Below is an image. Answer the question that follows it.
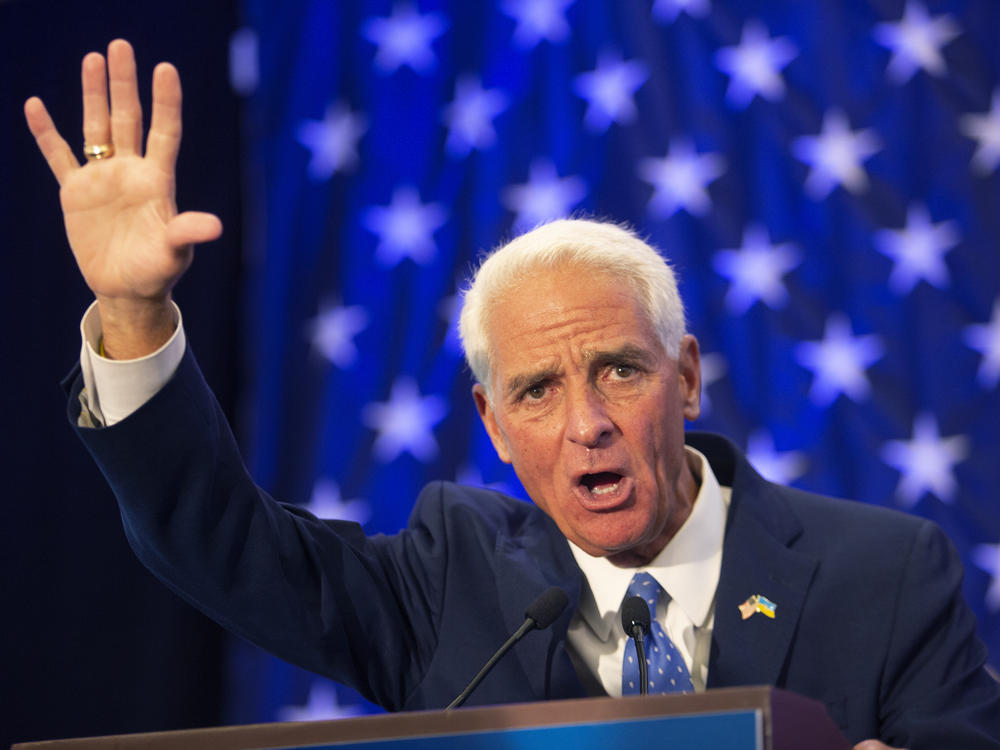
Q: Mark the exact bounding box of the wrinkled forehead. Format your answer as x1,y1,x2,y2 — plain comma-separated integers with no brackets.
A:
485,266,660,369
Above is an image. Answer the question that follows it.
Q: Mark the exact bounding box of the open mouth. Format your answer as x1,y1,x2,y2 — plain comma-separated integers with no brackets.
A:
580,471,625,496
574,470,633,511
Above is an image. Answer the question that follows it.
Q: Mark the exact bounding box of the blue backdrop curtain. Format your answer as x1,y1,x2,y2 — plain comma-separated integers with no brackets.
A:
229,0,1000,722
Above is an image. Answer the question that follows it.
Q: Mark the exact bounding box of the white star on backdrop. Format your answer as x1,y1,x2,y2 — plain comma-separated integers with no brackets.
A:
792,109,881,200
746,430,808,486
304,479,371,526
437,294,463,354
362,2,448,74
881,413,970,507
362,377,448,463
362,186,448,268
713,224,801,314
873,204,960,295
697,352,727,416
637,138,726,219
960,89,1000,176
296,103,367,181
872,0,960,85
572,51,649,131
652,0,710,23
443,75,509,158
714,19,797,109
276,681,363,722
502,159,587,231
501,0,574,50
308,304,369,368
795,313,884,406
971,543,1000,612
963,298,1000,389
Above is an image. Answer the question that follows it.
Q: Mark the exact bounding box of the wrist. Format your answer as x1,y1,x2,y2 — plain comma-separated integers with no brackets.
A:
95,295,177,359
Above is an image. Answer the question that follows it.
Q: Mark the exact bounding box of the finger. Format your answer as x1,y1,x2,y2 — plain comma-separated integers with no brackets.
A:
146,63,182,172
166,212,224,248
107,39,143,155
81,51,111,149
24,97,80,185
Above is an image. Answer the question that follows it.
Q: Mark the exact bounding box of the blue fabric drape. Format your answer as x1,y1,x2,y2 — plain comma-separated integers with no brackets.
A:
234,0,1000,721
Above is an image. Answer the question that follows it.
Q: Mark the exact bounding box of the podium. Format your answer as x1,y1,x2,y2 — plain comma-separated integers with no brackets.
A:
13,687,850,750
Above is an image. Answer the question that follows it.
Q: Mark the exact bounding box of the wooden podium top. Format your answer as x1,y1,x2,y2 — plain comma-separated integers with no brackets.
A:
13,686,850,750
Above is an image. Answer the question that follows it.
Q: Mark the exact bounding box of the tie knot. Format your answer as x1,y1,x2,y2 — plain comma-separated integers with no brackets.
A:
625,572,662,618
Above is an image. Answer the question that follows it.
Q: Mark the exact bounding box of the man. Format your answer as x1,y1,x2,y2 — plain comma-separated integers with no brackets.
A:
25,40,1000,749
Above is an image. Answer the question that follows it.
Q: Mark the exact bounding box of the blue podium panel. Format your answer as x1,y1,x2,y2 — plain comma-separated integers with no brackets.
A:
280,709,762,750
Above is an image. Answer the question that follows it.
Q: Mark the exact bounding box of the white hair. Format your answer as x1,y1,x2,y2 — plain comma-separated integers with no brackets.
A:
459,218,686,399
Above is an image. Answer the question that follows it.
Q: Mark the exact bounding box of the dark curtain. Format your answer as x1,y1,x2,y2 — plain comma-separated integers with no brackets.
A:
1,1,242,746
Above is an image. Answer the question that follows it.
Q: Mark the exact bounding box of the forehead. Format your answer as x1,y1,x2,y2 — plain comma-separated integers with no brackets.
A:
486,266,661,374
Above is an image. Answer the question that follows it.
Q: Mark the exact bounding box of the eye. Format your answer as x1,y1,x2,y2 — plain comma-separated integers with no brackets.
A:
524,383,547,400
610,364,636,379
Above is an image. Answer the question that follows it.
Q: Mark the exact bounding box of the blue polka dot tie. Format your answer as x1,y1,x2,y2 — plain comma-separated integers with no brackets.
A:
621,572,694,695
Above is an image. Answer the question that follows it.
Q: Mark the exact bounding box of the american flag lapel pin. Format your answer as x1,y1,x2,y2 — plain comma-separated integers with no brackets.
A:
739,594,777,620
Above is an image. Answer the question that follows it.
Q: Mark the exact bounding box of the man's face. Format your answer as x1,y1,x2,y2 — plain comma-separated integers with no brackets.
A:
473,264,702,567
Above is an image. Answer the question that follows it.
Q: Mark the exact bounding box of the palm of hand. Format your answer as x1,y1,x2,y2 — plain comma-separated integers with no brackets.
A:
60,155,190,303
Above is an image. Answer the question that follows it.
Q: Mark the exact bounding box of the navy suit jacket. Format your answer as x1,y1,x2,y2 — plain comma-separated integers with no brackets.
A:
69,347,1000,748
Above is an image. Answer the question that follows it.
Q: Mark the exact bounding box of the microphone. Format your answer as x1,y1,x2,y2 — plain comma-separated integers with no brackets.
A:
446,586,568,709
525,586,569,629
621,595,651,695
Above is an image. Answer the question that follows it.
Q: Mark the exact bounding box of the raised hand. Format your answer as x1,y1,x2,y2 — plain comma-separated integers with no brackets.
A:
25,39,222,358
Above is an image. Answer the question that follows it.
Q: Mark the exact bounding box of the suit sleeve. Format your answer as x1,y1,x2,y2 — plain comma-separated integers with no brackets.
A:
877,518,1000,749
67,346,447,711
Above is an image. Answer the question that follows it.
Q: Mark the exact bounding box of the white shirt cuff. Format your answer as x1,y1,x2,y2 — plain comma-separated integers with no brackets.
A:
78,300,186,427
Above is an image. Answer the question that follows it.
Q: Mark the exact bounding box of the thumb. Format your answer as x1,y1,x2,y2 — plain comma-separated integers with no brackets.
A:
166,211,224,248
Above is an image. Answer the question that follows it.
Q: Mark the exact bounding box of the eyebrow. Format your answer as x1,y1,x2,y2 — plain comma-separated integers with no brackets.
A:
501,343,658,402
503,365,562,402
581,343,657,367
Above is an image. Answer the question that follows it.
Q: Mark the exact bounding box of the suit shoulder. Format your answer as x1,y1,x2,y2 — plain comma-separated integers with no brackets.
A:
783,483,922,525
765,484,956,586
691,430,930,546
410,481,553,537
779,484,927,540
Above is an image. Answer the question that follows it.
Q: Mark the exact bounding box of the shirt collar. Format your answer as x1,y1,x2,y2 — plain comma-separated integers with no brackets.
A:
569,446,729,640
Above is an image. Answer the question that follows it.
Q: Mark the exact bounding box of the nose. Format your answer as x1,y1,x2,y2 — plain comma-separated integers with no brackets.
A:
564,385,614,448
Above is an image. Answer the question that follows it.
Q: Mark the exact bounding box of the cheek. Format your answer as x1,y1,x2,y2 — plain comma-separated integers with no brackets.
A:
514,444,550,485
504,413,560,457
504,423,562,488
629,409,680,482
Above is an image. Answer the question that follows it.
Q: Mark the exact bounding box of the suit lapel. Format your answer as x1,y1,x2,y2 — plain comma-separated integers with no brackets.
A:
703,440,819,689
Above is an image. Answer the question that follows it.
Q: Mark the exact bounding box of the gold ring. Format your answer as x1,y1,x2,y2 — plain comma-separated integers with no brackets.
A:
83,142,115,161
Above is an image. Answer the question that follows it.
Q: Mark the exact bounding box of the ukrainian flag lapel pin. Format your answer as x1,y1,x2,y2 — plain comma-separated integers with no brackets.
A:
739,594,777,620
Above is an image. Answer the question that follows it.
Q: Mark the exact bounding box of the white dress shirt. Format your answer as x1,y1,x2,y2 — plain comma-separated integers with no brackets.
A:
77,301,185,427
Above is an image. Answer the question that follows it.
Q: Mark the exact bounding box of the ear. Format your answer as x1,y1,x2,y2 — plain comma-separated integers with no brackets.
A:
472,384,512,464
677,334,702,422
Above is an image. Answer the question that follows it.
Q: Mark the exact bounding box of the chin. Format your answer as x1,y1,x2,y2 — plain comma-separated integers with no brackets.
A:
579,527,652,559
